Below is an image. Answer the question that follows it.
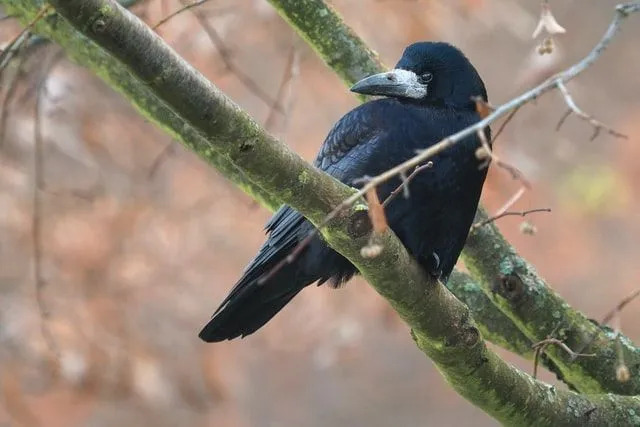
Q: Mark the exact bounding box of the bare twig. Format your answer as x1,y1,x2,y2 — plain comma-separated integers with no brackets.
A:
476,128,530,187
532,338,595,379
265,45,300,132
32,49,65,363
147,140,175,178
297,2,640,233
0,44,29,148
491,105,521,145
472,208,551,230
556,81,627,140
601,289,640,325
495,187,528,217
179,0,283,112
600,288,640,382
152,0,218,29
575,288,640,372
382,162,433,207
0,4,49,72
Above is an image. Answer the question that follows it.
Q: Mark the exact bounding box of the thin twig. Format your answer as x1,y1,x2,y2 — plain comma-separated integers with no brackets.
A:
147,140,175,179
575,288,640,365
476,128,531,187
0,29,32,73
472,208,551,230
556,81,627,140
382,162,433,207
491,105,521,145
152,0,208,29
495,187,528,218
295,2,640,235
601,289,640,325
0,44,30,148
604,289,640,382
532,338,596,379
0,4,49,72
264,45,300,132
179,0,283,112
32,49,65,363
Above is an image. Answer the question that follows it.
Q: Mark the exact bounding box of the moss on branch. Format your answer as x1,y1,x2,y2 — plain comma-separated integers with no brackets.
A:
265,0,640,395
464,208,640,395
448,271,534,358
267,0,384,100
8,0,640,423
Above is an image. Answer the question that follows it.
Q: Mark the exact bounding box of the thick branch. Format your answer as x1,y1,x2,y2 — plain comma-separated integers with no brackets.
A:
0,0,534,366
464,208,640,394
448,271,533,358
267,0,640,394
2,0,537,362
267,0,384,100
10,0,640,423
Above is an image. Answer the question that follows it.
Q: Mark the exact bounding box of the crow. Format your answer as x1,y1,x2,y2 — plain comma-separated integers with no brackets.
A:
200,42,490,342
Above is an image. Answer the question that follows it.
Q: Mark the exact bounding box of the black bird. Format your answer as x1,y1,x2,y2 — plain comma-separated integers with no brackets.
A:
200,42,490,342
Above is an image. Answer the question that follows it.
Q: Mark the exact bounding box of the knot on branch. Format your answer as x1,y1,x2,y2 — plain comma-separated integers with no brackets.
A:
91,19,107,34
462,326,480,348
238,138,256,153
88,7,112,35
496,273,525,302
445,326,480,348
347,209,372,238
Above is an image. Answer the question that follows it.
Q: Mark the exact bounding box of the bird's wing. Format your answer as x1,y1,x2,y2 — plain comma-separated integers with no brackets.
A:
262,103,387,242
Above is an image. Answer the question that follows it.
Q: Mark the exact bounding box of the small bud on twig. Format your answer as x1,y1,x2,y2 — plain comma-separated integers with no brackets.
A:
616,364,630,382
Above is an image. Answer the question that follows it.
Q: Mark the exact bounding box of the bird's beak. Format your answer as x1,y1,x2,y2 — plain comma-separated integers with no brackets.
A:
350,69,427,99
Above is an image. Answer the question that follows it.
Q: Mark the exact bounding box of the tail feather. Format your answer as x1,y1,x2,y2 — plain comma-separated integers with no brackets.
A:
199,207,356,343
199,286,300,342
199,256,306,342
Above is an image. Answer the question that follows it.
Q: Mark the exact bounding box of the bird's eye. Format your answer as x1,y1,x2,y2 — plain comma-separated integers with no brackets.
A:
419,72,433,83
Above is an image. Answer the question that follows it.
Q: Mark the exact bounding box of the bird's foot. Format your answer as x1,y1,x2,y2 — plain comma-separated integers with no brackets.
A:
428,252,442,280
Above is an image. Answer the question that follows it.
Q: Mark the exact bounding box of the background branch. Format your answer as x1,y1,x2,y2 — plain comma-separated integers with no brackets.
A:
2,0,545,368
266,0,640,395
7,0,640,422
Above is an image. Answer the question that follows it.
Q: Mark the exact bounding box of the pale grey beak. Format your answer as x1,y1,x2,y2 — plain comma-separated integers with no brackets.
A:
350,69,427,99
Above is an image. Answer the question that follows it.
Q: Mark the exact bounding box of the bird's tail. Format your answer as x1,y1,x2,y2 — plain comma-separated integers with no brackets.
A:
199,256,304,343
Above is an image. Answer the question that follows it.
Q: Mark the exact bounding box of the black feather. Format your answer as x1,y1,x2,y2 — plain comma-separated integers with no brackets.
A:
199,42,490,342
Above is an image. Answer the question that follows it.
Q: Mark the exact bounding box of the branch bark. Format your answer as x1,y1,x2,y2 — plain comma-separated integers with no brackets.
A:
266,0,640,395
2,0,541,367
8,0,640,423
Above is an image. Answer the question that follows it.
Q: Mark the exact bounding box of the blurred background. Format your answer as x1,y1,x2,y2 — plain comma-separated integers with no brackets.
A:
1,0,639,425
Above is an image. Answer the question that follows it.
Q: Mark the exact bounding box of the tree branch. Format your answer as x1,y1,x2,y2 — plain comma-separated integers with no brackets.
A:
1,0,537,364
266,0,640,395
464,207,640,395
267,0,385,101
8,0,640,422
447,271,533,358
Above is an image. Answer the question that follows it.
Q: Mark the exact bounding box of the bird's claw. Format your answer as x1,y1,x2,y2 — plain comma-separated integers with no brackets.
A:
428,251,442,280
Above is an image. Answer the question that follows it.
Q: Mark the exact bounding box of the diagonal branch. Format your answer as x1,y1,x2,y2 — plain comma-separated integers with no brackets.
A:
0,0,534,367
268,0,640,395
10,0,640,422
555,80,627,140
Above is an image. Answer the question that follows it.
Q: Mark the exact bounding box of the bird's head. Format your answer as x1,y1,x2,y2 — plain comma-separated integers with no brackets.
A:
350,42,487,109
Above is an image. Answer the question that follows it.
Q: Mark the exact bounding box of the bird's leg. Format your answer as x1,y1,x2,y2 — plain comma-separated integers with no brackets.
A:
428,252,442,280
